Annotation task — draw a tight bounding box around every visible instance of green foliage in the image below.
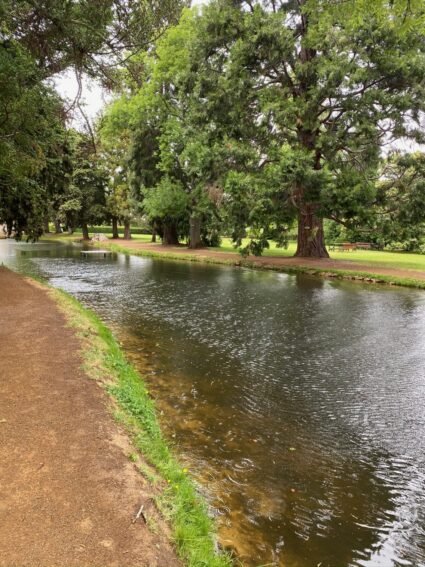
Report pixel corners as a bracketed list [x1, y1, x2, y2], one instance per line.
[176, 0, 425, 255]
[56, 132, 107, 234]
[0, 0, 186, 239]
[143, 178, 189, 225]
[0, 35, 68, 238]
[101, 9, 230, 246]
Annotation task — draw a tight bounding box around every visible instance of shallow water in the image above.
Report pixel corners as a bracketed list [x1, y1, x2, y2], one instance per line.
[2, 239, 425, 567]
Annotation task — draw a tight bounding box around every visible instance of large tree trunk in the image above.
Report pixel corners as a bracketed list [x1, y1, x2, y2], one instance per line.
[54, 219, 62, 234]
[295, 206, 329, 258]
[112, 217, 119, 239]
[188, 215, 202, 249]
[123, 219, 131, 240]
[81, 222, 90, 241]
[151, 222, 157, 243]
[162, 222, 179, 245]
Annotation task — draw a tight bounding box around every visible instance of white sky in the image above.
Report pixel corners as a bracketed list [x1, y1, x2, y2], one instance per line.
[54, 71, 109, 127]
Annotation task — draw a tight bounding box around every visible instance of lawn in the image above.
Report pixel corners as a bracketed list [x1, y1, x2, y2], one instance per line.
[216, 238, 425, 272]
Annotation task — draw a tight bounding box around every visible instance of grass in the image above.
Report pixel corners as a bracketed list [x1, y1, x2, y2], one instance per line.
[215, 238, 425, 271]
[40, 282, 232, 567]
[45, 232, 425, 272]
[43, 232, 153, 244]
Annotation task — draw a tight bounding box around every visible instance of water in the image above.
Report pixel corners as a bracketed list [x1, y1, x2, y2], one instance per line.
[2, 239, 425, 567]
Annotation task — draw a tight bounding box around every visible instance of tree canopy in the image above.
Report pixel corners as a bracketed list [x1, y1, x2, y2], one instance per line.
[0, 0, 186, 238]
[2, 0, 425, 254]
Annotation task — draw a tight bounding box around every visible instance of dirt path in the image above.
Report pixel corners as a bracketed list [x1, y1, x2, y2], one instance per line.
[108, 240, 425, 282]
[0, 267, 180, 567]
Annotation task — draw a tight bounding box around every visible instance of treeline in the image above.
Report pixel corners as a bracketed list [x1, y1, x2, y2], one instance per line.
[2, 1, 425, 256]
[0, 0, 185, 239]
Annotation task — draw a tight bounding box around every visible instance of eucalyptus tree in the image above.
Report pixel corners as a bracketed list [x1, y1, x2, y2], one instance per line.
[187, 0, 425, 257]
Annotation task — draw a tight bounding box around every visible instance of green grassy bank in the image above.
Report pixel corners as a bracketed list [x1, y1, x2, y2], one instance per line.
[39, 279, 232, 567]
[98, 241, 425, 290]
[41, 233, 425, 290]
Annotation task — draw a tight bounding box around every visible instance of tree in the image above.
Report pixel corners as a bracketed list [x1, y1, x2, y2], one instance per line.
[143, 177, 189, 244]
[1, 0, 187, 82]
[117, 9, 228, 248]
[0, 0, 187, 239]
[99, 111, 136, 240]
[369, 153, 425, 248]
[0, 36, 68, 239]
[184, 0, 425, 257]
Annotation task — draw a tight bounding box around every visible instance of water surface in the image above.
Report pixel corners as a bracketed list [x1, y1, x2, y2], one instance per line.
[2, 239, 425, 567]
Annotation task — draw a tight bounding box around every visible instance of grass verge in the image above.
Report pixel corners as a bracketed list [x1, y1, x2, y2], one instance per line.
[40, 281, 232, 567]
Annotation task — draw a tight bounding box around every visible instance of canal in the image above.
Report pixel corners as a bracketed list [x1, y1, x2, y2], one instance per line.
[1, 239, 425, 567]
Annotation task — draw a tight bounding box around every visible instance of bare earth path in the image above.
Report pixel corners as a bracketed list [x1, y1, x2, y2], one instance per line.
[0, 267, 179, 567]
[107, 240, 425, 283]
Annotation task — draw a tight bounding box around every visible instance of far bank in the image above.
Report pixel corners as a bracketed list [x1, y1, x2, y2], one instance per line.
[42, 233, 425, 290]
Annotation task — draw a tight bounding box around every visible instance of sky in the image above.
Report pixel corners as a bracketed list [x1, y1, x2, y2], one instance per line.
[54, 71, 109, 126]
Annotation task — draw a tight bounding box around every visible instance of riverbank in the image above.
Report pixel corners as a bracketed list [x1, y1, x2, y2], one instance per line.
[97, 239, 425, 290]
[0, 267, 230, 567]
[40, 233, 425, 289]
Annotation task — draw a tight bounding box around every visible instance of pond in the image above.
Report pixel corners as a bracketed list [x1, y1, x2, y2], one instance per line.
[1, 239, 425, 567]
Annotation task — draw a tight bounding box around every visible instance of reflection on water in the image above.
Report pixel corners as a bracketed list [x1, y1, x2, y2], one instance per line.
[2, 239, 425, 567]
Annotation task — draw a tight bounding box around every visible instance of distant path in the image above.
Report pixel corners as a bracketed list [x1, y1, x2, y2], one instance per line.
[107, 240, 425, 283]
[0, 267, 179, 567]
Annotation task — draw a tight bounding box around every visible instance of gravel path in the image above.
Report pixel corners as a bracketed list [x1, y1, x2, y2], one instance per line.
[0, 267, 179, 567]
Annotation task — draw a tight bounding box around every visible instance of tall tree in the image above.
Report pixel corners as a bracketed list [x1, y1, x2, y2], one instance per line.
[186, 0, 425, 257]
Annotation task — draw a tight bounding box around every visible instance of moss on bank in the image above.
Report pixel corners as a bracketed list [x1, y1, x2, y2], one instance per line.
[40, 282, 232, 567]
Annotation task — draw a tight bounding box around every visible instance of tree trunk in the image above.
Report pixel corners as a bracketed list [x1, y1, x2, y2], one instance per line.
[81, 222, 90, 240]
[54, 219, 62, 234]
[43, 217, 50, 234]
[295, 206, 329, 258]
[123, 219, 131, 240]
[188, 215, 202, 249]
[162, 222, 179, 245]
[112, 216, 119, 239]
[151, 222, 157, 243]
